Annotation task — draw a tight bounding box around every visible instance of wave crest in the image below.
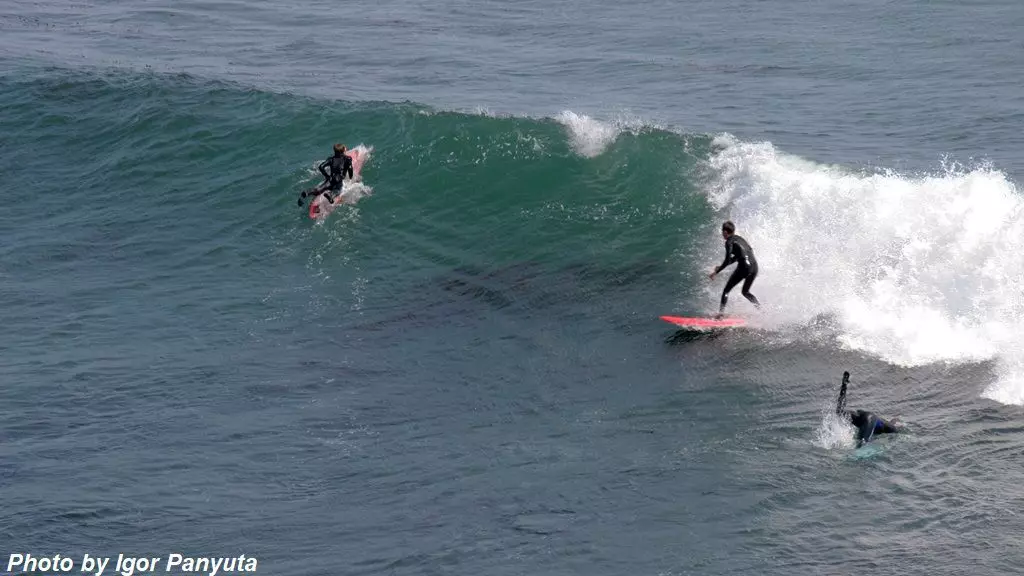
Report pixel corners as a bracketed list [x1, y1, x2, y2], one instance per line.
[708, 136, 1024, 404]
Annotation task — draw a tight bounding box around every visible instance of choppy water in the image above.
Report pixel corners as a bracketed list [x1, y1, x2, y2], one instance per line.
[3, 1, 1024, 574]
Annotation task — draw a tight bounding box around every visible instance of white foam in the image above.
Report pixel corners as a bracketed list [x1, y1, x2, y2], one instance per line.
[348, 144, 373, 180]
[707, 135, 1024, 404]
[814, 410, 856, 450]
[556, 111, 621, 158]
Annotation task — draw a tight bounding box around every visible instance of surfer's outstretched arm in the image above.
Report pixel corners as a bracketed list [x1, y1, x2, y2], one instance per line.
[344, 156, 354, 180]
[836, 371, 849, 415]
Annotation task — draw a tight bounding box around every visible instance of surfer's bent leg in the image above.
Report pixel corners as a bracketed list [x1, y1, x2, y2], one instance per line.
[740, 263, 760, 308]
[323, 181, 343, 204]
[720, 267, 748, 313]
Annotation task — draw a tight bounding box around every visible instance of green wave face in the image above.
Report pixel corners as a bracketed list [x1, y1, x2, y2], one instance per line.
[2, 70, 720, 300]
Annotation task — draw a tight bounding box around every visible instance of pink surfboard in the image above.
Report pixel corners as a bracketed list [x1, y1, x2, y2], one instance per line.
[660, 315, 746, 328]
[309, 147, 370, 219]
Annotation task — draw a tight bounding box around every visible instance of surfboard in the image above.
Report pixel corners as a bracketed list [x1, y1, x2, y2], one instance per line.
[308, 147, 371, 220]
[660, 315, 746, 328]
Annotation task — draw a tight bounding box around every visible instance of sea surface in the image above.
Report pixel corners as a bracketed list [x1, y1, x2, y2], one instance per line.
[3, 1, 1024, 574]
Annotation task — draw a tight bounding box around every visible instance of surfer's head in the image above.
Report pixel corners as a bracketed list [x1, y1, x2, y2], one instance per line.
[721, 220, 735, 238]
[333, 143, 347, 156]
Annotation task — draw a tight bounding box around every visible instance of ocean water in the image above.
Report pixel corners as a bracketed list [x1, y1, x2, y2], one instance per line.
[3, 1, 1024, 574]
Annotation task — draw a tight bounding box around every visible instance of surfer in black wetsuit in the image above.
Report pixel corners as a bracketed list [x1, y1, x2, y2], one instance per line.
[836, 371, 903, 447]
[708, 221, 761, 316]
[298, 143, 354, 207]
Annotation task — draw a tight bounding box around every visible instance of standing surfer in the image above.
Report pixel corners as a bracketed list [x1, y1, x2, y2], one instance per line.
[708, 221, 761, 316]
[835, 371, 903, 447]
[298, 143, 354, 207]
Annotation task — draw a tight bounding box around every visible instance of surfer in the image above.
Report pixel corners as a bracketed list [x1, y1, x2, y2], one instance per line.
[708, 221, 760, 316]
[298, 143, 354, 207]
[836, 371, 903, 447]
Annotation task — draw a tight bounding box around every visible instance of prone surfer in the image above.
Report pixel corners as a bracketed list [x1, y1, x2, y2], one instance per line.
[298, 143, 354, 207]
[708, 221, 760, 316]
[836, 371, 903, 447]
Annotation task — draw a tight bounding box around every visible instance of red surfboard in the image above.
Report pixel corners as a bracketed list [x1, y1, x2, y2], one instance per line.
[660, 315, 746, 328]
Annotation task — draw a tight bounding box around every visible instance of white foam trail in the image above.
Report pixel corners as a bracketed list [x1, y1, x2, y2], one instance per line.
[556, 111, 620, 158]
[339, 144, 373, 203]
[814, 410, 856, 450]
[707, 135, 1024, 404]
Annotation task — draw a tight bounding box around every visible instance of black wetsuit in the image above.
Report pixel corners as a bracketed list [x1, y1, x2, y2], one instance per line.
[846, 410, 901, 446]
[317, 152, 354, 197]
[715, 234, 760, 313]
[836, 371, 901, 447]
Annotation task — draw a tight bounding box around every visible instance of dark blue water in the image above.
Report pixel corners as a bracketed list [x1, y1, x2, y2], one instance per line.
[3, 1, 1024, 574]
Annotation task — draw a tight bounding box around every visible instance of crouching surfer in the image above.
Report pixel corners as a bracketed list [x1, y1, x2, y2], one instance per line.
[709, 220, 761, 318]
[836, 371, 904, 447]
[298, 143, 354, 207]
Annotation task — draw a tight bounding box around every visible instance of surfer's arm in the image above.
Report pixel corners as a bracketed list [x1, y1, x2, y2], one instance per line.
[836, 371, 849, 414]
[317, 159, 330, 181]
[714, 239, 736, 274]
[344, 157, 354, 180]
